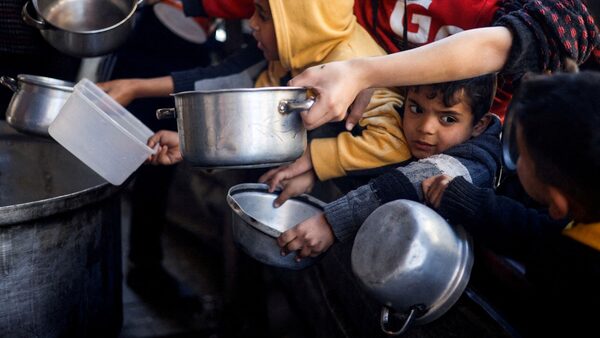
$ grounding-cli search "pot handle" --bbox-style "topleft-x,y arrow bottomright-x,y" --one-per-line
380,305 -> 424,336
0,76 -> 17,92
278,98 -> 315,115
22,1 -> 49,30
156,108 -> 177,120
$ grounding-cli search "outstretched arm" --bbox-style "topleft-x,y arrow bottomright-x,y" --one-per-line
290,27 -> 513,130
97,76 -> 174,107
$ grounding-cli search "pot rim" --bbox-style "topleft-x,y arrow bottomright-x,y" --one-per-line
17,74 -> 74,92
32,0 -> 140,34
172,86 -> 308,96
227,183 -> 326,238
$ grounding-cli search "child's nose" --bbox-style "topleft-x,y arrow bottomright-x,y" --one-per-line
418,116 -> 437,134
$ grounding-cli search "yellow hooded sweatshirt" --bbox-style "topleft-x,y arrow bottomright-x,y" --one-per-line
254,0 -> 410,181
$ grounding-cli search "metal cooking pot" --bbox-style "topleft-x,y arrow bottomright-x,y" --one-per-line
22,0 -> 142,57
0,122 -> 122,337
157,87 -> 313,168
0,74 -> 73,136
351,200 -> 473,336
226,183 -> 324,270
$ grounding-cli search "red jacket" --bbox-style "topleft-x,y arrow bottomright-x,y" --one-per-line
354,0 -> 500,53
182,0 -> 253,19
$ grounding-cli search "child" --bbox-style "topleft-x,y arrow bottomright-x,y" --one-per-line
149,0 -> 411,179
421,71 -> 600,336
288,1 -> 598,130
275,74 -> 502,260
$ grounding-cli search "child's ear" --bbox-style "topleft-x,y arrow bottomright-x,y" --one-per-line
547,186 -> 570,220
471,113 -> 493,137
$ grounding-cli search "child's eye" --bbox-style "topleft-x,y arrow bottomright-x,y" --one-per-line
440,115 -> 458,124
409,104 -> 422,114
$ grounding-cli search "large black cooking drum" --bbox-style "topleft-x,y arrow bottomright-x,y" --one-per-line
0,122 -> 122,337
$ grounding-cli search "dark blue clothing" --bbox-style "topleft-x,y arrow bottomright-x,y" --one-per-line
325,116 -> 503,242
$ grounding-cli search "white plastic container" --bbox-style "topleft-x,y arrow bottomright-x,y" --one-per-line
49,78 -> 156,185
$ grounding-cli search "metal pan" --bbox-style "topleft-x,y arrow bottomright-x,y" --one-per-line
226,183 -> 324,270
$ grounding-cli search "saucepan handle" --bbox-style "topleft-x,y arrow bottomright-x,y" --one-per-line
278,98 -> 315,115
22,1 -> 49,30
380,305 -> 421,336
0,76 -> 18,92
156,108 -> 177,120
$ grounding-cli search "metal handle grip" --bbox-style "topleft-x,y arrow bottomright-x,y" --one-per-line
278,98 -> 315,115
22,1 -> 48,30
156,108 -> 176,120
380,305 -> 423,336
0,76 -> 17,92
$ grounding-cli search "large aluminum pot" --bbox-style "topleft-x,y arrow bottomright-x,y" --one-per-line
351,200 -> 473,336
0,74 -> 73,136
157,87 -> 313,168
226,183 -> 324,270
22,0 -> 143,57
0,122 -> 122,337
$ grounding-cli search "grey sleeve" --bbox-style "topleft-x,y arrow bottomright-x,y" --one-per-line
394,154 -> 472,201
324,184 -> 382,243
324,154 -> 472,243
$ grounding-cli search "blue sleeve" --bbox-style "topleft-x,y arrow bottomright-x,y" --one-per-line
438,176 -> 568,260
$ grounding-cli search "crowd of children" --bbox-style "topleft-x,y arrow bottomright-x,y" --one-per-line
103,0 -> 600,336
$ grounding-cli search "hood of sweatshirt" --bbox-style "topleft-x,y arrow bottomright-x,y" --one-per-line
267,0 -> 387,76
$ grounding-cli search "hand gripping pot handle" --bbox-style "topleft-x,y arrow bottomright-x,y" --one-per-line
278,98 -> 315,114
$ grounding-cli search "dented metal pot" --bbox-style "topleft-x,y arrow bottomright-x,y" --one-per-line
0,74 -> 73,136
352,200 -> 473,336
157,87 -> 313,169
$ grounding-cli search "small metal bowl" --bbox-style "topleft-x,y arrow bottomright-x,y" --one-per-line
226,183 -> 325,270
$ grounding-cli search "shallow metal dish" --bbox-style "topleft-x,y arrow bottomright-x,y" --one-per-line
226,183 -> 325,270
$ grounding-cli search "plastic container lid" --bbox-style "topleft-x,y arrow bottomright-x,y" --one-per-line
153,0 -> 209,44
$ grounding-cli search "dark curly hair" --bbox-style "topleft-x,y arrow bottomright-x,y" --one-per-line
408,73 -> 497,125
512,71 -> 600,222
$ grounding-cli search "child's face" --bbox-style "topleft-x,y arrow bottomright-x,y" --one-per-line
403,87 -> 486,159
249,0 -> 279,61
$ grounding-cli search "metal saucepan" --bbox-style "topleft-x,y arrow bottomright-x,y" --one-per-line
1,75 -> 74,136
157,87 -> 314,168
226,183 -> 324,270
351,199 -> 473,336
22,0 -> 143,57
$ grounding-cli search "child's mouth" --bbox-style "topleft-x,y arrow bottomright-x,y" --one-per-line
413,141 -> 435,152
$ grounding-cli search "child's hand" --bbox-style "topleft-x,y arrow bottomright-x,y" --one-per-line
271,171 -> 316,207
259,147 -> 313,193
277,212 -> 334,261
97,79 -> 140,107
147,130 -> 183,166
422,175 -> 453,208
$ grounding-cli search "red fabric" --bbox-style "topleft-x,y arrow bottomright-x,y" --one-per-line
202,0 -> 253,19
354,0 -> 501,53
